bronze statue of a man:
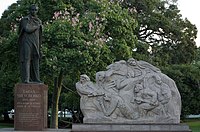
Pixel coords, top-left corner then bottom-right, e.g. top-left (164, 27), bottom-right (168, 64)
top-left (18, 4), bottom-right (42, 83)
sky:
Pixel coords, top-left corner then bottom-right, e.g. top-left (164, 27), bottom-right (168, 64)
top-left (0, 0), bottom-right (200, 47)
top-left (177, 0), bottom-right (200, 47)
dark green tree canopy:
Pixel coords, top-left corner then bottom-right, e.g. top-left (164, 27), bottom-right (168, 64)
top-left (119, 0), bottom-right (198, 65)
top-left (0, 0), bottom-right (138, 114)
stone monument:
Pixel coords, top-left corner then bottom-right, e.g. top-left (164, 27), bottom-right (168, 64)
top-left (14, 4), bottom-right (48, 131)
top-left (14, 83), bottom-right (48, 131)
top-left (72, 58), bottom-right (191, 132)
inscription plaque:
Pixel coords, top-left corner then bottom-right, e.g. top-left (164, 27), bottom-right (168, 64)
top-left (14, 83), bottom-right (48, 131)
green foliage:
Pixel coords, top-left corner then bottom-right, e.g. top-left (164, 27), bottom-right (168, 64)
top-left (60, 91), bottom-right (79, 111)
top-left (120, 0), bottom-right (198, 65)
top-left (161, 64), bottom-right (200, 117)
top-left (0, 0), bottom-right (199, 117)
top-left (0, 33), bottom-right (20, 114)
top-left (194, 48), bottom-right (200, 64)
top-left (0, 0), bottom-right (138, 113)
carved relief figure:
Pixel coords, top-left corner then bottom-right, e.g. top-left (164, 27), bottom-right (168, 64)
top-left (144, 73), bottom-right (172, 119)
top-left (76, 74), bottom-right (105, 122)
top-left (95, 71), bottom-right (135, 120)
top-left (76, 58), bottom-right (181, 123)
top-left (132, 83), bottom-right (159, 118)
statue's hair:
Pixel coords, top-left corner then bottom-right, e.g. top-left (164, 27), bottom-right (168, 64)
top-left (29, 4), bottom-right (39, 11)
top-left (80, 74), bottom-right (90, 81)
top-left (127, 58), bottom-right (136, 63)
top-left (135, 83), bottom-right (143, 88)
top-left (96, 71), bottom-right (105, 81)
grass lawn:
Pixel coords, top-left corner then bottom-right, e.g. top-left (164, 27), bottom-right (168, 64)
top-left (0, 123), bottom-right (14, 128)
top-left (184, 119), bottom-right (200, 132)
top-left (0, 119), bottom-right (199, 132)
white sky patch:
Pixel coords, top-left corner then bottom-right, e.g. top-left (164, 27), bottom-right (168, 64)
top-left (0, 0), bottom-right (18, 17)
top-left (178, 0), bottom-right (200, 47)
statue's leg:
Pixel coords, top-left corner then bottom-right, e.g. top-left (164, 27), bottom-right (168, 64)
top-left (105, 96), bottom-right (119, 116)
top-left (31, 56), bottom-right (40, 82)
top-left (20, 61), bottom-right (25, 82)
top-left (21, 59), bottom-right (30, 83)
top-left (20, 43), bottom-right (31, 83)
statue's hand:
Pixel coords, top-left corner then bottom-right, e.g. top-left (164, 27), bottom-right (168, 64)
top-left (107, 80), bottom-right (116, 88)
top-left (88, 91), bottom-right (97, 97)
top-left (39, 24), bottom-right (43, 30)
top-left (105, 112), bottom-right (110, 116)
top-left (39, 51), bottom-right (43, 58)
top-left (31, 25), bottom-right (39, 30)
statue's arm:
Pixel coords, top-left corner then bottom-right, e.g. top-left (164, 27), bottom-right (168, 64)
top-left (21, 18), bottom-right (38, 33)
top-left (76, 83), bottom-right (93, 95)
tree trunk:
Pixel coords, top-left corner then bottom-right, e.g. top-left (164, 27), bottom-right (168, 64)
top-left (3, 112), bottom-right (10, 122)
top-left (50, 69), bottom-right (64, 128)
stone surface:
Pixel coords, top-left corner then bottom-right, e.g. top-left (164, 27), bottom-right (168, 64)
top-left (14, 83), bottom-right (48, 131)
top-left (72, 124), bottom-right (191, 132)
top-left (76, 58), bottom-right (181, 123)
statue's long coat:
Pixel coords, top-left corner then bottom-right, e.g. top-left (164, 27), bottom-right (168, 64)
top-left (18, 14), bottom-right (42, 62)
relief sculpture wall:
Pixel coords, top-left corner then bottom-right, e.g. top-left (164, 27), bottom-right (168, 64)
top-left (76, 58), bottom-right (181, 123)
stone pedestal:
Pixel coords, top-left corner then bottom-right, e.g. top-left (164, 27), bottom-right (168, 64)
top-left (72, 123), bottom-right (192, 132)
top-left (14, 83), bottom-right (48, 131)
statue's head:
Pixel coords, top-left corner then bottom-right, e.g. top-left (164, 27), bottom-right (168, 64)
top-left (96, 71), bottom-right (105, 82)
top-left (155, 76), bottom-right (162, 85)
top-left (80, 74), bottom-right (90, 84)
top-left (107, 61), bottom-right (122, 71)
top-left (127, 58), bottom-right (137, 66)
top-left (134, 83), bottom-right (143, 93)
top-left (29, 4), bottom-right (38, 16)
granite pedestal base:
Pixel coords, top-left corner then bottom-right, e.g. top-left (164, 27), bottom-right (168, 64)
top-left (72, 123), bottom-right (191, 132)
top-left (14, 83), bottom-right (48, 131)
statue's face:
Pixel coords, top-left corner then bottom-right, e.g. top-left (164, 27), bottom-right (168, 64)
top-left (128, 59), bottom-right (136, 66)
top-left (112, 63), bottom-right (120, 71)
top-left (135, 85), bottom-right (142, 93)
top-left (96, 72), bottom-right (105, 83)
top-left (156, 79), bottom-right (162, 85)
top-left (30, 5), bottom-right (38, 16)
top-left (97, 74), bottom-right (104, 81)
top-left (80, 77), bottom-right (87, 84)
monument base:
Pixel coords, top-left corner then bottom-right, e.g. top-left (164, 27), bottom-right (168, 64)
top-left (14, 83), bottom-right (48, 131)
top-left (72, 123), bottom-right (191, 132)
